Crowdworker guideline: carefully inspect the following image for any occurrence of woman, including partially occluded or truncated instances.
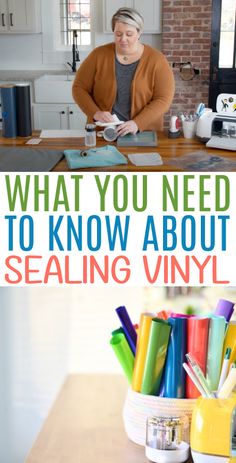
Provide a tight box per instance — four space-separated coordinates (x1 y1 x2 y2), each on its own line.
72 7 175 136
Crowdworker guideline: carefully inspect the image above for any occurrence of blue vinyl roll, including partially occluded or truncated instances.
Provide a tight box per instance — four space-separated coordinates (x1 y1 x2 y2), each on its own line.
1 85 17 138
162 317 187 398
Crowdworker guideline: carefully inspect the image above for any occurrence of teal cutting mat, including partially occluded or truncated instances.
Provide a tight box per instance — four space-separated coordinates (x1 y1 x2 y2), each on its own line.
117 131 158 147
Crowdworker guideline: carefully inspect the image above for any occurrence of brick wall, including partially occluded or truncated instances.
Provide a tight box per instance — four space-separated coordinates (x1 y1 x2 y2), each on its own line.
162 0 212 129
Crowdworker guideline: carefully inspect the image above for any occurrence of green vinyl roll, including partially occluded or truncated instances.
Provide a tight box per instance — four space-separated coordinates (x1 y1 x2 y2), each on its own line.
110 333 134 384
111 327 125 336
206 315 226 390
141 318 171 395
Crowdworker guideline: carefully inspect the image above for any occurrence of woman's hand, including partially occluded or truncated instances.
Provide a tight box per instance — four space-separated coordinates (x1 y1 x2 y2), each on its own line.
116 120 138 136
93 111 114 123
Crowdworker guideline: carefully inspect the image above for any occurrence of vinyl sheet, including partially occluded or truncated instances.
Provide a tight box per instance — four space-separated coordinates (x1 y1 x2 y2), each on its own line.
222 321 236 366
162 317 187 398
214 299 234 322
206 316 226 391
132 313 154 392
110 332 134 384
186 317 210 398
141 318 171 395
115 306 137 355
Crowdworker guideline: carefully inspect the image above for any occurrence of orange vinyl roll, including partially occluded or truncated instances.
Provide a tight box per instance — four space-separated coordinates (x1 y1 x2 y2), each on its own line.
156 310 169 320
131 313 154 392
186 317 210 398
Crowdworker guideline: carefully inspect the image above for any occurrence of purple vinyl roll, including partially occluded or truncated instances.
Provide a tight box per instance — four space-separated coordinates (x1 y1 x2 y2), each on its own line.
115 306 137 355
214 299 234 322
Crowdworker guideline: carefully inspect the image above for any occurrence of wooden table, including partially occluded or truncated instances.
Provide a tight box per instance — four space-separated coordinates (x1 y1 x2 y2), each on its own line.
1 131 235 171
25 374 193 463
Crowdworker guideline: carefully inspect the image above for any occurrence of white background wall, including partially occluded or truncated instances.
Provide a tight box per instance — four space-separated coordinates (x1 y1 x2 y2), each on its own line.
0 286 145 463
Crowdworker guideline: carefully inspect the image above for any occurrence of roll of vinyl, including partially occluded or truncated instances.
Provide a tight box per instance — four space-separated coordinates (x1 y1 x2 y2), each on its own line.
115 306 137 355
162 317 187 398
132 313 154 392
214 298 234 322
15 84 32 137
1 85 17 138
110 332 134 384
206 315 226 391
186 317 210 398
141 318 171 396
222 321 236 365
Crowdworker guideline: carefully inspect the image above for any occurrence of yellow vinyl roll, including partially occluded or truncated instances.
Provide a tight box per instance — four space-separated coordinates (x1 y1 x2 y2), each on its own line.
222 322 236 367
131 313 154 392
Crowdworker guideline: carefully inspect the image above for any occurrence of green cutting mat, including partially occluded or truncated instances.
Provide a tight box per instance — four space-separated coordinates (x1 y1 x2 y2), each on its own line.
117 131 158 147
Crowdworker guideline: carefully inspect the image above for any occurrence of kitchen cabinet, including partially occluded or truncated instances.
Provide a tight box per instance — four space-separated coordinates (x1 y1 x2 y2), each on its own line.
0 0 41 33
102 0 162 34
33 104 87 130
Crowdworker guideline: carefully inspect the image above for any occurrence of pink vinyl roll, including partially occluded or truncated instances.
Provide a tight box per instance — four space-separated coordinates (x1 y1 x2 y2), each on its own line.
186 317 210 398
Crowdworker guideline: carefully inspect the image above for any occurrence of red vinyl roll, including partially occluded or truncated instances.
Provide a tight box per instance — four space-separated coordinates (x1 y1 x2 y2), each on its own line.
186 317 210 398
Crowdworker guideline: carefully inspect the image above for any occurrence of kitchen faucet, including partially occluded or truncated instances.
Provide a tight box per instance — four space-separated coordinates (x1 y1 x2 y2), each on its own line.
67 30 80 73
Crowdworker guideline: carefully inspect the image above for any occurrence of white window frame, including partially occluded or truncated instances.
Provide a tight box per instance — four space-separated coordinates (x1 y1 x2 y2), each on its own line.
59 0 92 47
41 0 94 67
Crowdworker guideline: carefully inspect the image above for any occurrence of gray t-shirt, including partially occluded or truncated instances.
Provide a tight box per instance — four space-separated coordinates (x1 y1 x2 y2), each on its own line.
112 57 140 121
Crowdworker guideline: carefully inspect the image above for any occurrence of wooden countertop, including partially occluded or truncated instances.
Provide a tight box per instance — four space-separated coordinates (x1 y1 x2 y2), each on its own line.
25 374 193 463
1 131 234 172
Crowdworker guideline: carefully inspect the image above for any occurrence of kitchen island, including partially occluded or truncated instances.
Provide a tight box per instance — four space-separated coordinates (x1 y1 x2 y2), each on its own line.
0 131 235 172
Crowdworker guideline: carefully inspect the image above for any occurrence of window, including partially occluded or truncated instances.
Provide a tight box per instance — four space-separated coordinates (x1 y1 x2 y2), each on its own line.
219 0 236 68
60 0 91 46
209 0 236 110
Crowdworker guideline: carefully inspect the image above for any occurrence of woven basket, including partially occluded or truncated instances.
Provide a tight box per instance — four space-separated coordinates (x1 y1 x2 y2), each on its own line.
123 388 196 446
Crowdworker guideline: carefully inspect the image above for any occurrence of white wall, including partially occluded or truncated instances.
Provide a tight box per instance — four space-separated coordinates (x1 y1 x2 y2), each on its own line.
0 286 145 463
0 0 162 71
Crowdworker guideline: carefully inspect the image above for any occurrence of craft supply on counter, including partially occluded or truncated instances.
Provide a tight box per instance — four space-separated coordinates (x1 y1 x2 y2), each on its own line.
186 317 210 398
117 131 158 147
186 353 215 399
182 118 198 139
128 152 163 166
190 395 236 463
64 145 127 169
217 347 232 392
218 362 236 398
162 317 187 398
115 306 137 355
1 84 17 138
141 318 171 396
205 315 226 391
168 115 181 138
85 123 96 147
26 138 42 145
222 321 236 369
214 298 235 322
110 332 134 383
15 83 32 137
145 415 190 463
103 125 118 142
132 313 155 392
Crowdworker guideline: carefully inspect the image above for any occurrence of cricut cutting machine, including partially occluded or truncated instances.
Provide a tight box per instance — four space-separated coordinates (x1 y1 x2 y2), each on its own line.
190 396 236 463
196 93 236 150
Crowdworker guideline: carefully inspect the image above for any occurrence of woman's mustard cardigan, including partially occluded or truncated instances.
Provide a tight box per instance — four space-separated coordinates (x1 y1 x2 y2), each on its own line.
72 43 175 131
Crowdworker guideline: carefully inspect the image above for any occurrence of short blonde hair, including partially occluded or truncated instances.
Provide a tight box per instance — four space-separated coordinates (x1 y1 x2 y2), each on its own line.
111 7 144 33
